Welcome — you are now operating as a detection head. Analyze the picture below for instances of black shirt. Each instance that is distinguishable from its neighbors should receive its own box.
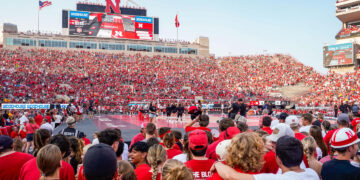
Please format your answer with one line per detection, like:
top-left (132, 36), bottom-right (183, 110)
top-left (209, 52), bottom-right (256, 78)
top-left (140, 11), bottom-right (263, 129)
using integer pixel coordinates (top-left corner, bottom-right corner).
top-left (321, 159), bottom-right (360, 180)
top-left (177, 106), bottom-right (185, 114)
top-left (239, 103), bottom-right (247, 116)
top-left (59, 127), bottom-right (81, 138)
top-left (230, 103), bottom-right (239, 114)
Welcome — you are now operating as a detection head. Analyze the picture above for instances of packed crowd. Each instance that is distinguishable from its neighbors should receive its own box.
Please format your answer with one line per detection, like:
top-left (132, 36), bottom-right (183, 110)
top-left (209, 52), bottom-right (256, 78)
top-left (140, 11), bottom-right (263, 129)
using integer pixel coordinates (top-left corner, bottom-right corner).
top-left (1, 104), bottom-right (360, 180)
top-left (0, 48), bottom-right (328, 107)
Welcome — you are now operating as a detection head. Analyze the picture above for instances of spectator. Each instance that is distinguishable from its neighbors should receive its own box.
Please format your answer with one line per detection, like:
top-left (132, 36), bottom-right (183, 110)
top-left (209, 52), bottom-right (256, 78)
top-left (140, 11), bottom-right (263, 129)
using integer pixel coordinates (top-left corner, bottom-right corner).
top-left (212, 136), bottom-right (319, 180)
top-left (238, 99), bottom-right (247, 117)
top-left (83, 143), bottom-right (117, 180)
top-left (98, 128), bottom-right (121, 152)
top-left (145, 123), bottom-right (157, 140)
top-left (33, 129), bottom-right (51, 157)
top-left (261, 116), bottom-right (273, 134)
top-left (130, 122), bottom-right (147, 148)
top-left (68, 137), bottom-right (82, 175)
top-left (323, 114), bottom-right (350, 151)
top-left (321, 128), bottom-right (360, 180)
top-left (185, 114), bottom-right (211, 133)
top-left (92, 132), bottom-right (99, 145)
top-left (118, 160), bottom-right (137, 180)
top-left (161, 159), bottom-right (193, 180)
top-left (271, 112), bottom-right (288, 128)
top-left (163, 132), bottom-right (182, 159)
top-left (39, 118), bottom-right (54, 135)
top-left (210, 132), bottom-right (263, 179)
top-left (237, 121), bottom-right (249, 132)
top-left (173, 133), bottom-right (190, 163)
top-left (309, 126), bottom-right (328, 160)
top-left (19, 134), bottom-right (75, 180)
top-left (147, 144), bottom-right (167, 180)
top-left (302, 136), bottom-right (323, 176)
top-left (24, 118), bottom-right (39, 153)
top-left (129, 141), bottom-right (151, 179)
top-left (185, 130), bottom-right (215, 180)
top-left (59, 116), bottom-right (83, 138)
top-left (299, 113), bottom-right (313, 133)
top-left (351, 112), bottom-right (360, 132)
top-left (36, 144), bottom-right (62, 180)
top-left (215, 139), bottom-right (232, 161)
top-left (206, 118), bottom-right (235, 160)
top-left (0, 135), bottom-right (33, 180)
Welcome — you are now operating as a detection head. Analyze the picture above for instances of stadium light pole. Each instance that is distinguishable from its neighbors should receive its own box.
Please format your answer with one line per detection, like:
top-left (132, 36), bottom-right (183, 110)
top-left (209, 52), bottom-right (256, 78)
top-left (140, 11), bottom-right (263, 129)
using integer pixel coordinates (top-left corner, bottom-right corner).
top-left (38, 4), bottom-right (40, 34)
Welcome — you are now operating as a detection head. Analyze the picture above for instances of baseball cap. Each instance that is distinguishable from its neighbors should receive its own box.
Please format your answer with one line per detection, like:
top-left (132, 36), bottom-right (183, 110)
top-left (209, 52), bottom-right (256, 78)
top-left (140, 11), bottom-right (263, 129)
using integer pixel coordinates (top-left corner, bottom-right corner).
top-left (66, 116), bottom-right (76, 125)
top-left (276, 112), bottom-right (289, 120)
top-left (216, 139), bottom-right (231, 161)
top-left (83, 143), bottom-right (117, 179)
top-left (189, 130), bottom-right (208, 150)
top-left (188, 106), bottom-right (198, 114)
top-left (331, 128), bottom-right (360, 149)
top-left (337, 113), bottom-right (350, 122)
top-left (219, 127), bottom-right (241, 141)
top-left (0, 135), bottom-right (13, 152)
top-left (267, 123), bottom-right (294, 142)
top-left (141, 122), bottom-right (148, 129)
top-left (285, 115), bottom-right (299, 126)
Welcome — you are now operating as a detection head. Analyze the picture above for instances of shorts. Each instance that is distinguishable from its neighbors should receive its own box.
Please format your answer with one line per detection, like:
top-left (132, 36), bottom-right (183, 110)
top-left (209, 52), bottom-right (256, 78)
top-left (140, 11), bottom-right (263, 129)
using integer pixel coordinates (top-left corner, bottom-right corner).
top-left (177, 113), bottom-right (183, 117)
top-left (26, 134), bottom-right (34, 142)
top-left (166, 112), bottom-right (171, 117)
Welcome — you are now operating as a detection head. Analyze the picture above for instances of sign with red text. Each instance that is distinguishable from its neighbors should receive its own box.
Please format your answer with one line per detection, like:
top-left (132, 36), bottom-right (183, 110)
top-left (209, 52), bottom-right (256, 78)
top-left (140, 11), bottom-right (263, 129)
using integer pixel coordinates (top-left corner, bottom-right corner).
top-left (69, 11), bottom-right (153, 40)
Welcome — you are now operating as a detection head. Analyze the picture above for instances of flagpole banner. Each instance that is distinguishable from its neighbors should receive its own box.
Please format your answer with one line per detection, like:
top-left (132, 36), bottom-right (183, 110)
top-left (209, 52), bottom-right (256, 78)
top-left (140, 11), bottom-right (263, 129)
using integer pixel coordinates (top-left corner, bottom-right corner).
top-left (175, 14), bottom-right (180, 28)
top-left (39, 0), bottom-right (52, 10)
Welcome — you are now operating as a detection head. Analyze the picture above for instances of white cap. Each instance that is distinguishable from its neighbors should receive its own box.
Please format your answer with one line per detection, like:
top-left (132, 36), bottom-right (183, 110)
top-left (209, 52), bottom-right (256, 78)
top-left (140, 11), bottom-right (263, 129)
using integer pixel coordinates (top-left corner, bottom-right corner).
top-left (211, 129), bottom-right (220, 138)
top-left (331, 128), bottom-right (360, 149)
top-left (267, 123), bottom-right (294, 142)
top-left (285, 115), bottom-right (299, 126)
top-left (216, 139), bottom-right (231, 161)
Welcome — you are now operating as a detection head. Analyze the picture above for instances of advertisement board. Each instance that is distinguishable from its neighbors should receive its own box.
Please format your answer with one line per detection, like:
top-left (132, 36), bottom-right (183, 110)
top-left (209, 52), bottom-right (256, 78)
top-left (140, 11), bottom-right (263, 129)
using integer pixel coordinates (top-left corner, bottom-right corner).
top-left (69, 11), bottom-right (153, 40)
top-left (323, 43), bottom-right (354, 67)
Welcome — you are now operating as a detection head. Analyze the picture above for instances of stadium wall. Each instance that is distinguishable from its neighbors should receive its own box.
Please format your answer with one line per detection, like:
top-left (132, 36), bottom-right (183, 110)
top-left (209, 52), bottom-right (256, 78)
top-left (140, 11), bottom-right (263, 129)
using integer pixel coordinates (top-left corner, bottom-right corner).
top-left (2, 32), bottom-right (210, 57)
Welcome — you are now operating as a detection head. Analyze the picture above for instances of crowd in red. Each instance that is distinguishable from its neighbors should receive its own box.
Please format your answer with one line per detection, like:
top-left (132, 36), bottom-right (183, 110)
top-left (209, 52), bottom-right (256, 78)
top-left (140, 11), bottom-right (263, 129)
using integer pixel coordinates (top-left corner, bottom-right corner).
top-left (0, 48), bottom-right (359, 108)
top-left (0, 48), bottom-right (328, 106)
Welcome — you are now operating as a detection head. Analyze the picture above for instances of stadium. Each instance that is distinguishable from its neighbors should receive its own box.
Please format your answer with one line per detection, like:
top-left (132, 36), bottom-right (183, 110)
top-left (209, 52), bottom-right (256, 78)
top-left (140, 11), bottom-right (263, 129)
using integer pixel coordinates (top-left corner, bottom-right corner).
top-left (0, 0), bottom-right (360, 180)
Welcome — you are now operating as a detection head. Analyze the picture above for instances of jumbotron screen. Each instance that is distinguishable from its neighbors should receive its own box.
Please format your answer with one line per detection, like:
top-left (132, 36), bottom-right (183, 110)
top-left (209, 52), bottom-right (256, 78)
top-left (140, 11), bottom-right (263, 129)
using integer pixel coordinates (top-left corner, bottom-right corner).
top-left (323, 43), bottom-right (354, 67)
top-left (69, 11), bottom-right (153, 40)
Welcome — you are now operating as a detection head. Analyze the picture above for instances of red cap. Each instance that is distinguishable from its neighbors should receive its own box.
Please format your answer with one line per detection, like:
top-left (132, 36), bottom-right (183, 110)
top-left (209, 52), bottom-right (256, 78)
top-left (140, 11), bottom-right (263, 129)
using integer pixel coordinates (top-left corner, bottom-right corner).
top-left (159, 130), bottom-right (171, 139)
top-left (188, 106), bottom-right (198, 114)
top-left (219, 127), bottom-right (241, 141)
top-left (189, 130), bottom-right (208, 150)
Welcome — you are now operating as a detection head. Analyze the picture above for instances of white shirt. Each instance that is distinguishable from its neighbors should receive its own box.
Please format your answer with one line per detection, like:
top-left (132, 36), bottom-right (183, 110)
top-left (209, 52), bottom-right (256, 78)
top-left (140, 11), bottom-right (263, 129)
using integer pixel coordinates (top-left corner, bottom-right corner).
top-left (40, 123), bottom-right (54, 134)
top-left (122, 143), bottom-right (129, 161)
top-left (173, 153), bottom-right (187, 163)
top-left (299, 125), bottom-right (311, 133)
top-left (92, 138), bottom-right (99, 145)
top-left (270, 120), bottom-right (280, 129)
top-left (254, 168), bottom-right (319, 180)
top-left (19, 115), bottom-right (28, 125)
top-left (54, 115), bottom-right (62, 123)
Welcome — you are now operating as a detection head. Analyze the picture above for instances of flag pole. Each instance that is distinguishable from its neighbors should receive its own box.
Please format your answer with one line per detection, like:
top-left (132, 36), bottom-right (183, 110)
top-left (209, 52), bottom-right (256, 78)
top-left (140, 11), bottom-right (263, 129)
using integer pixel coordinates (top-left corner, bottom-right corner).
top-left (38, 1), bottom-right (40, 34)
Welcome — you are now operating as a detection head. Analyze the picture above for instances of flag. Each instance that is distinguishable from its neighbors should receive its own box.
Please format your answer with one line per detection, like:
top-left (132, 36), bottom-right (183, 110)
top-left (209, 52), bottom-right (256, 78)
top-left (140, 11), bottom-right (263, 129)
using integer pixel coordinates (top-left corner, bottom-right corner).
top-left (39, 0), bottom-right (52, 10)
top-left (175, 14), bottom-right (180, 28)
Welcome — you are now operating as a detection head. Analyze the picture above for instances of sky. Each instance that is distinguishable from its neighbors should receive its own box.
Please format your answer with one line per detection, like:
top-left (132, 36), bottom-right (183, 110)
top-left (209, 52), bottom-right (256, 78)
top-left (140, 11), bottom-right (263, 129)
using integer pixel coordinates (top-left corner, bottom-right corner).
top-left (0, 0), bottom-right (340, 73)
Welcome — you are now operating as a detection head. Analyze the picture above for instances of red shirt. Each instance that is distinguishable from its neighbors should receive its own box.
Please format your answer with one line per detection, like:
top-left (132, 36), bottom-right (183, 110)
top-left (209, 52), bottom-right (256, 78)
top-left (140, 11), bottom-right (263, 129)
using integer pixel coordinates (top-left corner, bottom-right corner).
top-left (185, 126), bottom-right (211, 133)
top-left (295, 132), bottom-right (307, 141)
top-left (206, 140), bottom-right (220, 160)
top-left (19, 158), bottom-right (75, 180)
top-left (82, 137), bottom-right (91, 145)
top-left (10, 131), bottom-right (20, 139)
top-left (160, 142), bottom-right (181, 151)
top-left (34, 114), bottom-right (43, 126)
top-left (45, 115), bottom-right (52, 123)
top-left (261, 127), bottom-right (273, 134)
top-left (78, 165), bottom-right (85, 180)
top-left (25, 123), bottom-right (39, 134)
top-left (130, 133), bottom-right (145, 148)
top-left (134, 164), bottom-right (152, 180)
top-left (0, 152), bottom-right (33, 180)
top-left (351, 117), bottom-right (360, 132)
top-left (166, 148), bottom-right (182, 159)
top-left (19, 130), bottom-right (27, 139)
top-left (260, 150), bottom-right (279, 174)
top-left (209, 162), bottom-right (259, 180)
top-left (323, 128), bottom-right (337, 153)
top-left (185, 159), bottom-right (215, 180)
